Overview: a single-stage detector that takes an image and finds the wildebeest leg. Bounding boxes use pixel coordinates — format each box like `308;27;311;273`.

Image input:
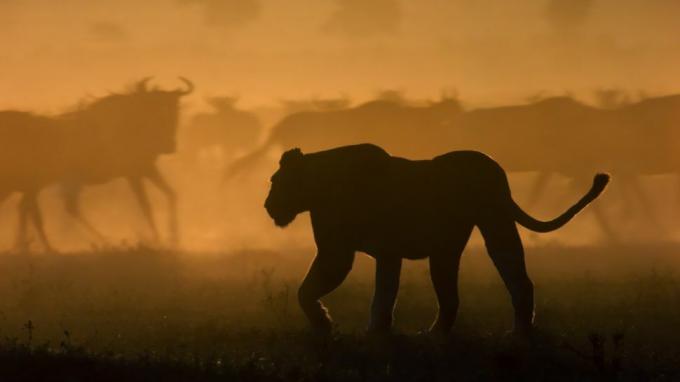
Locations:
677;172;680;213
0;191;11;235
626;176;665;234
127;176;160;242
590;203;618;241
0;191;10;206
568;177;618;241
15;193;30;252
525;171;552;210
21;191;53;252
62;183;107;243
368;256;402;333
428;224;473;335
298;250;355;334
479;217;534;336
145;166;178;246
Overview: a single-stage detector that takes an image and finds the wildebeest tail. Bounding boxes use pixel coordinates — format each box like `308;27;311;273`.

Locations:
513;173;610;233
222;141;272;181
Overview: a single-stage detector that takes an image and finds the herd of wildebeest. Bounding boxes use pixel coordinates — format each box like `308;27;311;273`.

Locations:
1;78;679;251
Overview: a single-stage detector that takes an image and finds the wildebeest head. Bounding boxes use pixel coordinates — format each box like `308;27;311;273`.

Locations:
265;148;308;227
130;77;194;153
74;77;194;156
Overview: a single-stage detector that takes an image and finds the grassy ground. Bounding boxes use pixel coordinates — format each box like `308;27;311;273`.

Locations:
0;243;679;381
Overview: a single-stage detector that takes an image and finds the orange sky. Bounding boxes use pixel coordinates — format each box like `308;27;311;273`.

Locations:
1;0;679;112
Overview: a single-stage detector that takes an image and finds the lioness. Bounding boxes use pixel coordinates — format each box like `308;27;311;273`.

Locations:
265;144;609;336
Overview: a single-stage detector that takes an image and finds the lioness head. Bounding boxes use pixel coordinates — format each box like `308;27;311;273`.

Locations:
265;148;308;227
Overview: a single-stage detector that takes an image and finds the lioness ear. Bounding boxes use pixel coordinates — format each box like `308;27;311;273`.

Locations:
280;148;304;166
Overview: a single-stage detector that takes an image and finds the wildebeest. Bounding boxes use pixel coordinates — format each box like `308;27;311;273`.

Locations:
278;96;351;116
451;94;680;235
0;112;68;251
240;92;680;238
0;77;193;251
454;93;680;185
180;96;262;160
449;96;615;214
224;96;463;178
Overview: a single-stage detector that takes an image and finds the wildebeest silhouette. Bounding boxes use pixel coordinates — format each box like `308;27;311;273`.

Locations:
450;97;613;227
225;96;462;178
0;77;193;251
180;96;262;160
452;94;680;235
278;96;351;116
0;112;69;251
264;144;609;336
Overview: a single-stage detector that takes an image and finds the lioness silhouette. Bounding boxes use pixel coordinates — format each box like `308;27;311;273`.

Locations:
265;144;609;336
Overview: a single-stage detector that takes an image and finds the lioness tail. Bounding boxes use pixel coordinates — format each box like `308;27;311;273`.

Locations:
513;173;610;233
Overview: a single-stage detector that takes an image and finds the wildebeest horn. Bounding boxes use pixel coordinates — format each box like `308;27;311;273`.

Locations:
136;77;153;92
177;77;194;95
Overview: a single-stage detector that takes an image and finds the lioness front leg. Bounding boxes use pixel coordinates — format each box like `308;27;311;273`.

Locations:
368;256;402;334
428;225;473;335
298;249;355;334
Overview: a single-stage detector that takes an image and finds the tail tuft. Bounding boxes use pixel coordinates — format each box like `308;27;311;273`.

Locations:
590;173;611;198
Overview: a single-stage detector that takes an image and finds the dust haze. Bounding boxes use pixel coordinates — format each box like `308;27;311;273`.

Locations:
1;2;680;379
1;0;679;252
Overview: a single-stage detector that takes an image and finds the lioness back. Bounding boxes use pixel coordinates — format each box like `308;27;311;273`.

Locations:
305;143;512;214
303;144;514;257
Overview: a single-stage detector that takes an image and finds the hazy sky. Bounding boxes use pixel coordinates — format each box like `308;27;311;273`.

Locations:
1;0;679;111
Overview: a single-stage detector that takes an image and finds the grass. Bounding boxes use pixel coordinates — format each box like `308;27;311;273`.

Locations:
0;243;679;381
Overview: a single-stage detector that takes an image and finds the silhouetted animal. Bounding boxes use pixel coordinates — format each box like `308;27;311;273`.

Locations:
0;77;193;251
60;77;194;246
264;144;609;335
453;97;606;174
607;94;680;228
456;94;680;190
279;96;351;116
226;97;461;178
450;97;611;217
448;95;674;237
0;112;68;250
614;94;680;178
180;96;262;159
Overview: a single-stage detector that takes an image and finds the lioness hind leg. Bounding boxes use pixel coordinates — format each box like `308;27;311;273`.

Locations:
368;256;402;334
428;224;474;335
478;217;535;335
298;250;355;334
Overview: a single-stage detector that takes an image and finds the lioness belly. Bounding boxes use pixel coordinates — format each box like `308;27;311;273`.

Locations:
356;210;469;259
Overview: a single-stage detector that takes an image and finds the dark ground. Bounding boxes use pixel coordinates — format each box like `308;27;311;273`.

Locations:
0;242;678;381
